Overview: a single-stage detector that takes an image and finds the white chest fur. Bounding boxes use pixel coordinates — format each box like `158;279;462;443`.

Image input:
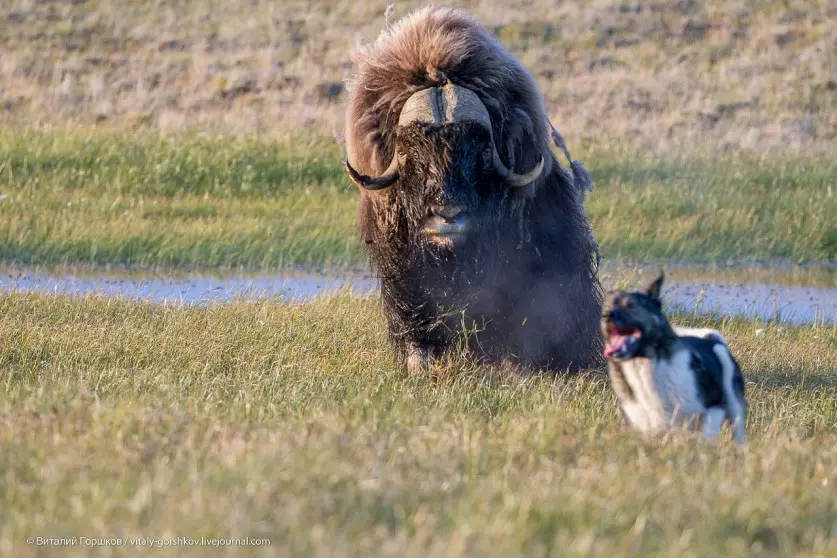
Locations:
614;349;707;433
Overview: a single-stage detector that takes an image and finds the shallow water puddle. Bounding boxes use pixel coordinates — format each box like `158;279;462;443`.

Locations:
660;282;836;326
1;264;836;326
0;268;378;306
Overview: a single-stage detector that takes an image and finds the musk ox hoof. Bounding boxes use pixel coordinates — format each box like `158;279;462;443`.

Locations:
406;343;431;374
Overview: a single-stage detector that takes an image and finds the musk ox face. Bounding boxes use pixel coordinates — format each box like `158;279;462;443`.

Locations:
346;83;545;256
392;121;495;251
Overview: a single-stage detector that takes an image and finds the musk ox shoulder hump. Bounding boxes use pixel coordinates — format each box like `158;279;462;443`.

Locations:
345;6;554;179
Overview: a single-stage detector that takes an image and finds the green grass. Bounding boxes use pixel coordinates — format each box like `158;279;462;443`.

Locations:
0;130;835;269
587;150;837;262
0;130;362;269
1;291;835;556
1;2;835;555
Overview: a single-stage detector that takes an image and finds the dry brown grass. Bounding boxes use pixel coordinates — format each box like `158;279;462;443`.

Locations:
1;0;835;154
1;291;835;557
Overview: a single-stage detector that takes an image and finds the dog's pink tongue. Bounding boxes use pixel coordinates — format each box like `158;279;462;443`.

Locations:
604;335;628;358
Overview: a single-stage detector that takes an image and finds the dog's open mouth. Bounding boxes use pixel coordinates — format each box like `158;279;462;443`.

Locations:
604;326;642;359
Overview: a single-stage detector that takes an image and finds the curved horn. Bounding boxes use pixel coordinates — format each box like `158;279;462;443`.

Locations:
492;149;545;187
415;84;543;188
345;155;399;191
347;83;546;191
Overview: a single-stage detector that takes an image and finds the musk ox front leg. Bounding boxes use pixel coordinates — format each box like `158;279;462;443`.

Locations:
380;291;448;373
397;336;445;373
406;342;431;373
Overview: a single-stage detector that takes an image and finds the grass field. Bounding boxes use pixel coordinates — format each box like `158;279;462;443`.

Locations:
0;0;835;268
1;129;835;268
1;1;836;556
0;291;835;557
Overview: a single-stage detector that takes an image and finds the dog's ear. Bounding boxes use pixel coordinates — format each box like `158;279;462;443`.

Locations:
646;270;665;302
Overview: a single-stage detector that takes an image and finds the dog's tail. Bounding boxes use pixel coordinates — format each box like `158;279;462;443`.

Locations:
672;325;728;346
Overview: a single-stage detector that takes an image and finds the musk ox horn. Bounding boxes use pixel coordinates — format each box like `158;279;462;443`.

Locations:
492;151;544;187
345;83;544;190
402;84;544;187
345;156;399;191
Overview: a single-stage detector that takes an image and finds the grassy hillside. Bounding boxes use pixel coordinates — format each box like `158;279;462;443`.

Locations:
1;1;835;268
1;291;835;557
0;0;835;155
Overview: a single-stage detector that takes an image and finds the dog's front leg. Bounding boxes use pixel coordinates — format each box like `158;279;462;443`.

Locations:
700;407;727;441
728;410;747;445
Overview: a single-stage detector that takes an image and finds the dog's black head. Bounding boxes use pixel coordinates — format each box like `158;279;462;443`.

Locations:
601;271;675;361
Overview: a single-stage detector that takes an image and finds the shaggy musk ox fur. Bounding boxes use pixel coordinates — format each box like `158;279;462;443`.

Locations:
344;6;604;372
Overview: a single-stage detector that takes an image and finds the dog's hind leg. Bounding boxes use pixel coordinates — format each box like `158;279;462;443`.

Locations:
726;400;747;445
701;407;727;441
713;344;747;445
728;408;746;445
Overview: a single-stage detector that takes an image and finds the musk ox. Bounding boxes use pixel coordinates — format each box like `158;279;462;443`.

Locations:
343;6;604;372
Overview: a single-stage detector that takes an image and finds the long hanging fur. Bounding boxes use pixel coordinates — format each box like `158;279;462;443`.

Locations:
343;6;604;371
345;5;599;252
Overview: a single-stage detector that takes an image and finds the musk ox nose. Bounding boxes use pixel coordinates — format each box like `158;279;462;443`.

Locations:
424;204;471;239
432;205;466;222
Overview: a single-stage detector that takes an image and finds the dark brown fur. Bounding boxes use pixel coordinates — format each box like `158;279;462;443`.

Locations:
344;7;603;372
346;6;555;183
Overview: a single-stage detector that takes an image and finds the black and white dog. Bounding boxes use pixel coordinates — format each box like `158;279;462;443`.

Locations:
601;272;747;444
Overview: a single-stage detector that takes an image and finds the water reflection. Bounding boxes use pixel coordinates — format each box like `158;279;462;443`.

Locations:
1;263;835;325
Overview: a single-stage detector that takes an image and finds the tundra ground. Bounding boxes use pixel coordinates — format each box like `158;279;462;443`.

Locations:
1;1;836;556
1;291;836;557
1;0;835;155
